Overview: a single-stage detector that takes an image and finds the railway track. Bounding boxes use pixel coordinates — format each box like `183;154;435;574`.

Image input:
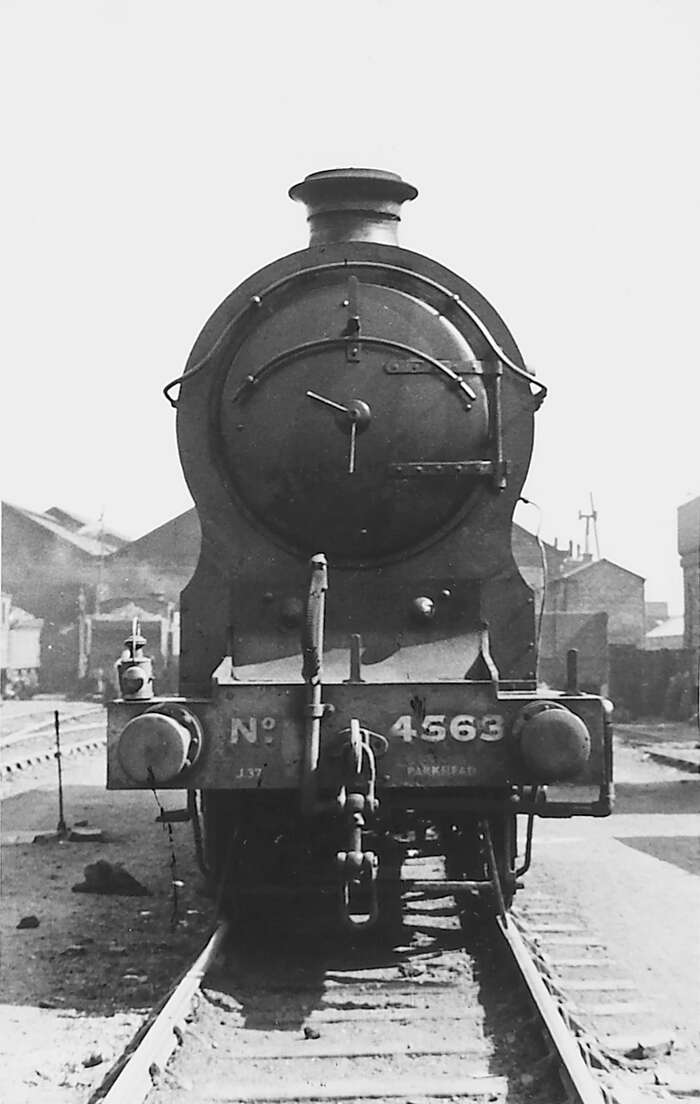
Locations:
1;704;106;778
87;850;667;1104
0;702;104;742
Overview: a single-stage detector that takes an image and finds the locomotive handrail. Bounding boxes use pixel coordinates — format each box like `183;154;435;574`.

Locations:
226;337;508;489
163;260;547;408
301;554;328;817
227;336;478;406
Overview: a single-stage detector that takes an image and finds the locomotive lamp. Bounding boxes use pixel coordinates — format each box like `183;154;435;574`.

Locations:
514;701;591;781
117;704;202;785
117;622;154;701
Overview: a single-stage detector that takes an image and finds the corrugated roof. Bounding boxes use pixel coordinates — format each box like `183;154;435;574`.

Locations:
89;600;167;623
2;502;126;557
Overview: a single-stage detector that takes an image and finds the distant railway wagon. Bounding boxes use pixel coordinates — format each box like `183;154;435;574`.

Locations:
1;593;41;698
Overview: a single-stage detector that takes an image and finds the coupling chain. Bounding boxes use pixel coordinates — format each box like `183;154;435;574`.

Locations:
336;718;381;929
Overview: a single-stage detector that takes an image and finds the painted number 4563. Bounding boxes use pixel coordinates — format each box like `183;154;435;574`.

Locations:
390;714;505;744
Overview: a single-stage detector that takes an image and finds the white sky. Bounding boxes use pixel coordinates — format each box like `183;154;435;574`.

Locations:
2;0;698;611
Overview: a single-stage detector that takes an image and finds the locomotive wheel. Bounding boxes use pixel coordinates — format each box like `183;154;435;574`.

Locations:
199;790;245;912
372;831;406;941
443;814;517;914
486;814;517;910
200;790;340;935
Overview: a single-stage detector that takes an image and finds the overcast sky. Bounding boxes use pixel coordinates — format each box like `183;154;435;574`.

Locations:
2;0;698;610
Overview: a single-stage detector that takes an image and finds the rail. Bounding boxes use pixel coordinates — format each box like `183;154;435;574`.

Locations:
497;915;610;1103
88;921;229;1103
84;901;659;1104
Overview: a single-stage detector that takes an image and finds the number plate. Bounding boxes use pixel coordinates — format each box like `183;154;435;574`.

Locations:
389;713;505;743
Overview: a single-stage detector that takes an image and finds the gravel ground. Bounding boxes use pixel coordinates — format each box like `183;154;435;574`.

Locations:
1;719;698;1102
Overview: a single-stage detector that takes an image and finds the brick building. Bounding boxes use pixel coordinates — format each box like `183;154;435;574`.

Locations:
538;610;608;692
678;495;700;667
645;601;670;632
546;557;645;647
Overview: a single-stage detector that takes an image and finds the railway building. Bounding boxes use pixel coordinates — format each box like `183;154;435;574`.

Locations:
100;508;199;605
546;557;646;647
1;501;127;690
80;596;179;695
644;615;684;651
1;502;127;624
678;495;700;667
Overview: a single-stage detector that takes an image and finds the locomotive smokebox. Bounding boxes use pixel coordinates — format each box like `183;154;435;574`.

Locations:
289;167;417;246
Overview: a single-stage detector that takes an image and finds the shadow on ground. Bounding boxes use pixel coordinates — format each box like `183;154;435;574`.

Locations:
613;780;700;815
617;835;700;877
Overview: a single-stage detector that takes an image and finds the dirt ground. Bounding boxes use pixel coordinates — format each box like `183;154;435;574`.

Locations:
0;750;215;1103
1;719;699;1102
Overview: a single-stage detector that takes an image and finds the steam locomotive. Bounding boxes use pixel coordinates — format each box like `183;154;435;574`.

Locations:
107;168;613;927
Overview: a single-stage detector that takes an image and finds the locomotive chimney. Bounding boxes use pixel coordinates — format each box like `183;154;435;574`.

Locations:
289;168;418;247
